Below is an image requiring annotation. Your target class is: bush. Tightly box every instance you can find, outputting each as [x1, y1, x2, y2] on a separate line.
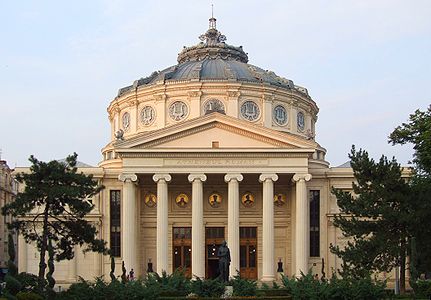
[190, 277, 225, 298]
[15, 292, 43, 300]
[414, 279, 431, 298]
[230, 274, 257, 296]
[144, 271, 190, 297]
[281, 272, 326, 300]
[281, 272, 386, 300]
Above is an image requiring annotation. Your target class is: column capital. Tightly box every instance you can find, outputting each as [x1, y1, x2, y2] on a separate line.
[259, 173, 279, 183]
[224, 173, 243, 183]
[188, 173, 207, 183]
[292, 173, 312, 182]
[118, 173, 138, 183]
[153, 173, 172, 183]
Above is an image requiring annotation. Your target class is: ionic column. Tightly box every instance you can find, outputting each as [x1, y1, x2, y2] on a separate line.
[153, 174, 172, 274]
[118, 173, 139, 273]
[259, 173, 279, 282]
[188, 174, 207, 278]
[292, 173, 312, 276]
[224, 173, 243, 278]
[18, 234, 27, 273]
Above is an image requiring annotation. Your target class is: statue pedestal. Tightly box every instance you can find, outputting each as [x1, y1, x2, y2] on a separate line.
[222, 285, 233, 298]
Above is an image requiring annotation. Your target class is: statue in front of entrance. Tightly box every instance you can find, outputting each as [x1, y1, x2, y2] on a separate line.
[217, 240, 231, 282]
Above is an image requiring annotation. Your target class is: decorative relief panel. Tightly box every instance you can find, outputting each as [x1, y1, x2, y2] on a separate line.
[240, 100, 260, 121]
[175, 193, 189, 207]
[208, 192, 222, 208]
[144, 192, 157, 207]
[241, 192, 255, 207]
[169, 101, 189, 121]
[274, 193, 286, 207]
[203, 99, 225, 114]
[140, 105, 156, 126]
[297, 111, 305, 131]
[122, 112, 131, 131]
[273, 105, 288, 126]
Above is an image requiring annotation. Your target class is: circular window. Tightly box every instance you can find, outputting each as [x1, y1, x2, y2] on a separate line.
[122, 112, 130, 130]
[297, 111, 305, 131]
[204, 99, 225, 114]
[140, 106, 156, 125]
[273, 105, 288, 126]
[169, 101, 189, 121]
[240, 101, 260, 121]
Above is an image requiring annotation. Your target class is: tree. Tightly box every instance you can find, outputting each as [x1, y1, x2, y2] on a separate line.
[389, 106, 431, 177]
[1, 153, 109, 284]
[330, 146, 411, 292]
[389, 106, 431, 278]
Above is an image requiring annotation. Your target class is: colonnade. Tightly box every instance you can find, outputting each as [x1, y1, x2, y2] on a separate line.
[118, 172, 312, 281]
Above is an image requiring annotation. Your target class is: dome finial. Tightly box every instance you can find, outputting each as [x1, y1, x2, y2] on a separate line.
[199, 7, 226, 45]
[209, 4, 216, 29]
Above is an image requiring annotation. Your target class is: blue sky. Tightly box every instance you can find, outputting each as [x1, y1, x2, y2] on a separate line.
[1, 0, 430, 167]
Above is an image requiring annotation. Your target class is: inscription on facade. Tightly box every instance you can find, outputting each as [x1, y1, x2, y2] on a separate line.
[165, 159, 268, 166]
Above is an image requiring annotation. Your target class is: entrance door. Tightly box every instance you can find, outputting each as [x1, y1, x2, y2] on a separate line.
[205, 227, 225, 279]
[240, 227, 257, 279]
[173, 227, 192, 277]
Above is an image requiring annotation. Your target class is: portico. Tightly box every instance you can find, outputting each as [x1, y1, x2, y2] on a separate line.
[117, 168, 312, 281]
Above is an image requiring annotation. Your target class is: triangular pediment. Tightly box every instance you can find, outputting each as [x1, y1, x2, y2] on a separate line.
[114, 113, 317, 151]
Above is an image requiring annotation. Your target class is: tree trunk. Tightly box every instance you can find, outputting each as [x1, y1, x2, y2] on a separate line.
[38, 205, 50, 282]
[400, 251, 406, 294]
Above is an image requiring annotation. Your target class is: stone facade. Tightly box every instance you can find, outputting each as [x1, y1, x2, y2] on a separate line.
[0, 160, 18, 279]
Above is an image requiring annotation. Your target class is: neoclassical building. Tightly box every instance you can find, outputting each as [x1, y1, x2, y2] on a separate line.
[17, 18, 360, 284]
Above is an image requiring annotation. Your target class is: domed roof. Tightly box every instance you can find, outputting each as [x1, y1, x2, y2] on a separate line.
[117, 17, 309, 98]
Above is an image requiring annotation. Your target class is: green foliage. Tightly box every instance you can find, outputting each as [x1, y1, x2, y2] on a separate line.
[15, 292, 43, 300]
[144, 271, 191, 297]
[390, 106, 431, 278]
[281, 272, 385, 300]
[389, 106, 431, 176]
[109, 256, 116, 282]
[3, 233, 22, 298]
[413, 280, 431, 298]
[1, 153, 108, 281]
[282, 272, 326, 300]
[4, 274, 22, 297]
[7, 234, 17, 277]
[330, 146, 411, 281]
[59, 272, 191, 300]
[230, 273, 257, 296]
[189, 277, 225, 298]
[15, 273, 41, 294]
[121, 261, 127, 284]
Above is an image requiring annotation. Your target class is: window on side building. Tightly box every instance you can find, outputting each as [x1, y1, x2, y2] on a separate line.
[310, 190, 320, 257]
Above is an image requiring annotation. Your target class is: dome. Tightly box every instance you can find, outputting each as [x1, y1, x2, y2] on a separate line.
[117, 18, 309, 98]
[107, 16, 319, 146]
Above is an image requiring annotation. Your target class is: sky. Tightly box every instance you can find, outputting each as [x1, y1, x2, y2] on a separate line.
[0, 0, 430, 167]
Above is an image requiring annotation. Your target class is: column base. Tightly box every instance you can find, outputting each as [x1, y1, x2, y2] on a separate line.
[260, 275, 276, 282]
